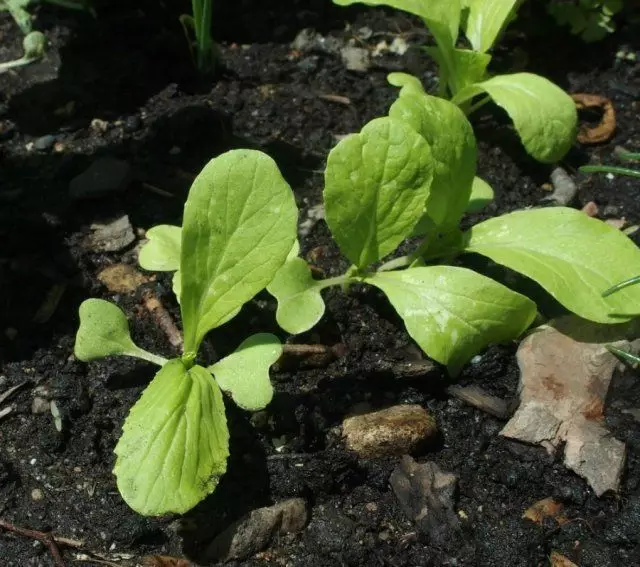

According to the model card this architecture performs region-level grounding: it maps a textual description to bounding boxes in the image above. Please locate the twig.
[318,93,351,105]
[278,343,346,369]
[0,406,13,420]
[142,291,183,352]
[141,182,174,198]
[0,519,66,567]
[0,381,28,406]
[446,384,512,419]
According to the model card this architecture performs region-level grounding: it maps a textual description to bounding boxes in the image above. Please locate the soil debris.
[522,497,568,526]
[543,167,577,206]
[572,93,616,144]
[97,264,151,294]
[87,215,136,253]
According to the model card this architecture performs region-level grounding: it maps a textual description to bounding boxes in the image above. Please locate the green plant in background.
[74,150,298,516]
[266,89,640,375]
[547,0,624,42]
[180,0,218,74]
[332,0,578,164]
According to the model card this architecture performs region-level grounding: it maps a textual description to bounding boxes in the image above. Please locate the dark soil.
[1,1,640,566]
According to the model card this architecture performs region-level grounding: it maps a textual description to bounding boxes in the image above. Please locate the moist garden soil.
[1,1,640,565]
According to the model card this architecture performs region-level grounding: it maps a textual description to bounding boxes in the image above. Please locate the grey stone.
[69,157,131,200]
[31,397,50,414]
[87,215,136,253]
[390,456,459,544]
[340,46,371,72]
[204,498,308,561]
[34,135,56,151]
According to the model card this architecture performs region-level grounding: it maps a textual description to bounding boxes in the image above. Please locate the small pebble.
[31,397,50,414]
[34,135,56,151]
[31,488,44,501]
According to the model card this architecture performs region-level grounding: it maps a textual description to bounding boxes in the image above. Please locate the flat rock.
[203,498,308,562]
[501,317,629,495]
[69,157,131,200]
[342,404,437,459]
[390,455,459,544]
[87,215,136,253]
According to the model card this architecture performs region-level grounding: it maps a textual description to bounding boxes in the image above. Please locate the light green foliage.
[465,207,640,323]
[366,267,536,374]
[324,117,433,269]
[75,299,166,366]
[267,258,327,334]
[464,0,520,53]
[389,89,476,231]
[114,360,229,515]
[453,73,577,163]
[466,176,494,213]
[209,334,281,410]
[75,150,296,516]
[139,225,182,272]
[335,0,577,164]
[180,149,297,353]
[547,0,623,42]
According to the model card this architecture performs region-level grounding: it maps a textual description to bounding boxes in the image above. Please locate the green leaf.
[466,176,494,213]
[267,257,327,334]
[208,333,281,411]
[465,207,640,323]
[366,266,536,375]
[453,73,577,163]
[114,360,229,515]
[324,117,434,269]
[138,225,182,272]
[74,299,166,366]
[389,90,476,232]
[387,72,425,95]
[180,150,298,353]
[463,0,520,53]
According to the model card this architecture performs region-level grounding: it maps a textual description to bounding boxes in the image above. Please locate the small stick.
[318,93,351,105]
[141,182,174,198]
[0,519,66,567]
[278,343,346,369]
[0,381,28,406]
[446,384,512,419]
[142,291,183,351]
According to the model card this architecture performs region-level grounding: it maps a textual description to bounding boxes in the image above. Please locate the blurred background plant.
[180,0,218,74]
[546,0,625,42]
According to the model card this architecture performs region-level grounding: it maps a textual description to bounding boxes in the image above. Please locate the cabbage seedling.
[74,149,298,516]
[332,0,577,164]
[268,91,640,375]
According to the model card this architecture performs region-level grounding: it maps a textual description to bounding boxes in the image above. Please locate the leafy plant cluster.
[332,0,578,164]
[75,0,640,518]
[547,0,624,42]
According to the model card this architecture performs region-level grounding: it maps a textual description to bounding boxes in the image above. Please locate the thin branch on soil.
[0,381,28,405]
[446,384,512,419]
[0,406,13,420]
[142,182,175,198]
[142,290,183,352]
[278,343,346,369]
[381,360,437,378]
[318,93,351,105]
[0,519,68,567]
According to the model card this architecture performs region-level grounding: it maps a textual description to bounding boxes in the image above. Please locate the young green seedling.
[180,0,219,73]
[268,91,640,375]
[332,0,577,164]
[74,149,298,516]
[547,0,623,42]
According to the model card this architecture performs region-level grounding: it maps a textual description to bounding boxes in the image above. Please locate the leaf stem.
[465,95,491,115]
[377,255,412,272]
[130,348,168,367]
[317,274,359,290]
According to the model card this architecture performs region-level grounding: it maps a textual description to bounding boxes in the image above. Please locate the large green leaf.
[74,299,166,366]
[180,150,298,353]
[465,207,640,323]
[209,333,281,411]
[366,266,536,374]
[267,257,327,334]
[452,73,577,163]
[463,0,520,53]
[324,117,433,269]
[389,90,476,232]
[114,360,229,515]
[138,225,182,272]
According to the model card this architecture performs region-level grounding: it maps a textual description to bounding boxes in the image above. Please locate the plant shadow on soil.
[2,1,640,566]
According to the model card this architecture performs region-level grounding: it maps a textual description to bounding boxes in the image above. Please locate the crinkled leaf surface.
[324,117,433,269]
[387,72,425,95]
[389,90,476,232]
[465,207,640,323]
[138,225,182,272]
[209,333,281,411]
[466,176,494,213]
[366,267,536,375]
[114,360,229,515]
[267,257,327,334]
[74,299,163,365]
[463,0,520,52]
[180,150,297,352]
[453,73,577,163]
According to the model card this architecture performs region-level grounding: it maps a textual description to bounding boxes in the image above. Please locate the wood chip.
[523,497,568,526]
